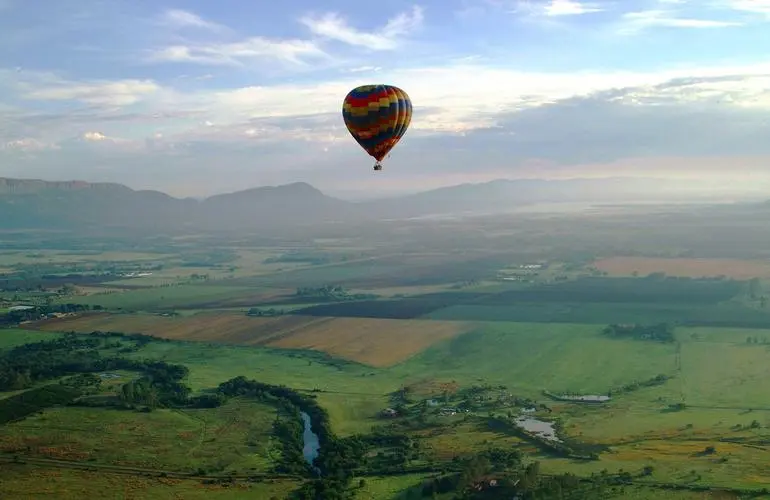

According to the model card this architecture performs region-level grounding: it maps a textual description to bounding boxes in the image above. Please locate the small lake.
[558,394,610,402]
[514,416,562,442]
[300,412,321,475]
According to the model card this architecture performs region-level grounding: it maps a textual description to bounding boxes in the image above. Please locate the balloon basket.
[373,163,383,171]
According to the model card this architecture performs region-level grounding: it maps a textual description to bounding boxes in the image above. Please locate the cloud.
[300,6,424,50]
[543,0,604,16]
[722,0,770,17]
[4,58,770,195]
[2,138,59,152]
[147,38,328,67]
[7,61,770,145]
[159,9,228,32]
[20,77,160,106]
[617,9,741,34]
[147,8,328,69]
[508,0,604,17]
[346,66,382,73]
[82,131,108,141]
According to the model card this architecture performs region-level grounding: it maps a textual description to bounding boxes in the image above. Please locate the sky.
[1,0,770,199]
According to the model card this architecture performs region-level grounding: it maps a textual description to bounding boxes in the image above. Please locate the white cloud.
[82,131,107,141]
[2,138,58,151]
[147,7,328,69]
[723,0,770,16]
[77,131,137,149]
[300,6,424,50]
[148,38,328,67]
[509,0,603,17]
[544,0,603,16]
[3,61,769,146]
[159,9,228,32]
[195,62,770,141]
[617,9,741,34]
[21,78,160,106]
[346,66,382,73]
[4,61,770,191]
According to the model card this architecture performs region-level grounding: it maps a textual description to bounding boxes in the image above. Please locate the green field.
[59,285,253,310]
[1,399,280,473]
[392,323,677,395]
[0,328,64,349]
[0,465,299,499]
[6,240,770,499]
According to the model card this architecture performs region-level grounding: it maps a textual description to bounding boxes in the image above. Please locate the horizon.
[1,0,769,197]
[3,173,769,203]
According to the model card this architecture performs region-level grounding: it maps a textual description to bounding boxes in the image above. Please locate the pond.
[300,411,321,475]
[559,394,610,402]
[514,415,562,442]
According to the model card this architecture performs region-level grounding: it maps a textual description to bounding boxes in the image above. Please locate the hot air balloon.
[342,84,412,171]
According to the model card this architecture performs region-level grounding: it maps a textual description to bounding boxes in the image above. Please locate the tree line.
[601,323,675,342]
[1,303,103,325]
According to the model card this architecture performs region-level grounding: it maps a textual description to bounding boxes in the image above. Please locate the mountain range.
[0,176,748,232]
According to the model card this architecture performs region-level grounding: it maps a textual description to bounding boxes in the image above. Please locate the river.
[300,412,321,475]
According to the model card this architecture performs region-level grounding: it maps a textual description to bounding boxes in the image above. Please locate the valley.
[3,184,770,499]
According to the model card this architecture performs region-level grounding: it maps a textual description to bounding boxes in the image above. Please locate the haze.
[1,0,770,198]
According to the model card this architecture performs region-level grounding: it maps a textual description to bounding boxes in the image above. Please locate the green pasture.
[0,328,62,349]
[392,322,677,397]
[0,465,299,499]
[1,399,280,473]
[424,302,770,328]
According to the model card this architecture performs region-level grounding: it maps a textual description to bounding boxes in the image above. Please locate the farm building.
[379,408,398,418]
[9,305,35,311]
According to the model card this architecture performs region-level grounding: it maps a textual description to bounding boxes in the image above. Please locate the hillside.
[0,176,744,232]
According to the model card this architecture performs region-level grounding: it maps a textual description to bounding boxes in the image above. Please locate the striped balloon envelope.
[341,84,412,171]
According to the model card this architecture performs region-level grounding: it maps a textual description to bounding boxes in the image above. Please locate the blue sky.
[1,0,770,198]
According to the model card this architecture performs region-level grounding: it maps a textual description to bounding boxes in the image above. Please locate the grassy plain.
[0,465,299,500]
[0,399,280,473]
[58,285,254,310]
[393,322,677,396]
[0,328,63,349]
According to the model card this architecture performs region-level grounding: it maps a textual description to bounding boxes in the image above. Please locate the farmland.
[0,466,299,499]
[6,315,770,497]
[594,257,770,279]
[29,313,475,367]
[5,205,770,498]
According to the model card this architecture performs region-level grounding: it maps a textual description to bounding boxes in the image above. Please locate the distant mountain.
[200,182,352,229]
[0,177,352,232]
[0,175,730,232]
[364,177,706,218]
[0,177,129,195]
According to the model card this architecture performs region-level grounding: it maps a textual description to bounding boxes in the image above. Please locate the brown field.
[29,312,329,345]
[269,317,473,367]
[593,257,770,279]
[28,313,473,367]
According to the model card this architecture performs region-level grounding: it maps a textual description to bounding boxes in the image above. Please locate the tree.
[749,278,762,299]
